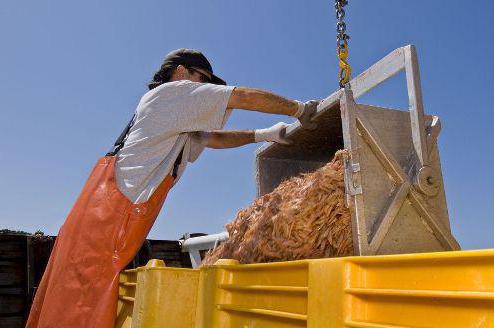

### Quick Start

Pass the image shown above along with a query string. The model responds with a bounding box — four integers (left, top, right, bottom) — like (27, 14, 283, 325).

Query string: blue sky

(1, 0, 493, 250)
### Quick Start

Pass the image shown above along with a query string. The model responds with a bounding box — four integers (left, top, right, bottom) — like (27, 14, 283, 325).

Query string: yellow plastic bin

(116, 249, 494, 327)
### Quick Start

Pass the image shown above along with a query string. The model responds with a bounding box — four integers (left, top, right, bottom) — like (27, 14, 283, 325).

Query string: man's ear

(174, 65, 187, 79)
(176, 65, 186, 72)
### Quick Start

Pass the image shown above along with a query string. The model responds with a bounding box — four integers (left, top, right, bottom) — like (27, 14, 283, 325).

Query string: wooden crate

(0, 234, 31, 328)
(0, 232, 191, 328)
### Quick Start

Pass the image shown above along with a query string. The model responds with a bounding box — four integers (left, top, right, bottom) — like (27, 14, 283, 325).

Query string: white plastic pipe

(181, 232, 229, 268)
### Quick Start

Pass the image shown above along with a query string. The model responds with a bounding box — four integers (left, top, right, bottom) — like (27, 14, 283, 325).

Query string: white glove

(293, 100, 319, 130)
(254, 122, 292, 145)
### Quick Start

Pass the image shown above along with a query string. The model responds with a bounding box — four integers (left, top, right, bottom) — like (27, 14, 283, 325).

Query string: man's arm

(228, 87, 300, 116)
(194, 131, 254, 149)
(227, 87, 318, 129)
(191, 123, 291, 149)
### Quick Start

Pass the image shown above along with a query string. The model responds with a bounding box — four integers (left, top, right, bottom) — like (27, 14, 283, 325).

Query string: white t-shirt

(115, 80, 235, 203)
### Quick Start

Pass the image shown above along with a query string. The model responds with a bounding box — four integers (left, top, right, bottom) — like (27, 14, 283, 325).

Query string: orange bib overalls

(27, 114, 176, 327)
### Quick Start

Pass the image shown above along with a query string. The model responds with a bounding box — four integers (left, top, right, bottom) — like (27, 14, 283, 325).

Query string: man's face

(188, 67, 212, 83)
(175, 65, 212, 83)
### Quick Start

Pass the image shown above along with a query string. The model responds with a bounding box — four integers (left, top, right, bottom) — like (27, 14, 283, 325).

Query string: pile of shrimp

(201, 150, 353, 266)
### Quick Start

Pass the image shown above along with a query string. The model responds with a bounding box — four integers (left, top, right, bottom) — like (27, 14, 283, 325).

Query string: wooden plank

(408, 191, 461, 250)
(0, 262, 25, 286)
(340, 88, 369, 255)
(350, 46, 406, 99)
(356, 111, 408, 184)
(0, 287, 24, 295)
(26, 237, 35, 308)
(0, 241, 27, 259)
(404, 45, 429, 167)
(369, 181, 410, 253)
(0, 294, 25, 314)
(0, 316, 25, 327)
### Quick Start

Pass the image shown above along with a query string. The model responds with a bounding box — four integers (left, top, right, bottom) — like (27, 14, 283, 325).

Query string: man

(27, 48, 318, 328)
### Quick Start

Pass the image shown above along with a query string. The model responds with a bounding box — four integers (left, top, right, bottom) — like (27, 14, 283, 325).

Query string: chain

(335, 0, 351, 88)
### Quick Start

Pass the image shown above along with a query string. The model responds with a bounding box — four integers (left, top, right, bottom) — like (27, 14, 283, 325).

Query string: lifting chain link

(335, 0, 351, 88)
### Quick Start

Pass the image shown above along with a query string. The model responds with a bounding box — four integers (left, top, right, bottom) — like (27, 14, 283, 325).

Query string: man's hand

(293, 100, 319, 130)
(254, 122, 292, 145)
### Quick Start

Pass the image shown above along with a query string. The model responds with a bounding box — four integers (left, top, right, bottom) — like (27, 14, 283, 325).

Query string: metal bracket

(344, 157, 363, 196)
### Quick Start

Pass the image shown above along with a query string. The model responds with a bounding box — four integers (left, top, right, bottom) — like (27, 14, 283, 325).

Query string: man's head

(148, 48, 226, 90)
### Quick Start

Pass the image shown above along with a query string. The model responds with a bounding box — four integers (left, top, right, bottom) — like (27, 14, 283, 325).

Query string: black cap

(163, 48, 226, 85)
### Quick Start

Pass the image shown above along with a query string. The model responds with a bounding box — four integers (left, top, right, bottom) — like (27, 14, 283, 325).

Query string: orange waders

(27, 115, 175, 328)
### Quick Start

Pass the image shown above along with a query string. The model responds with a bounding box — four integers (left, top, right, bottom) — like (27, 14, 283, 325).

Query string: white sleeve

(157, 81, 235, 133)
(188, 132, 209, 163)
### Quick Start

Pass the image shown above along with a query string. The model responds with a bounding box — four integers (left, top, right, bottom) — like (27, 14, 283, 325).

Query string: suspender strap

(106, 112, 184, 179)
(172, 147, 184, 178)
(106, 113, 136, 156)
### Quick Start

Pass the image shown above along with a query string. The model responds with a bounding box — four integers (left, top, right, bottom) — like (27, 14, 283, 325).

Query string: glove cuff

(292, 101, 305, 118)
(254, 128, 268, 142)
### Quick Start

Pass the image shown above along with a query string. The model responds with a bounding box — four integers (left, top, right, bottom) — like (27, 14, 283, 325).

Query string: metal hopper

(256, 45, 460, 256)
